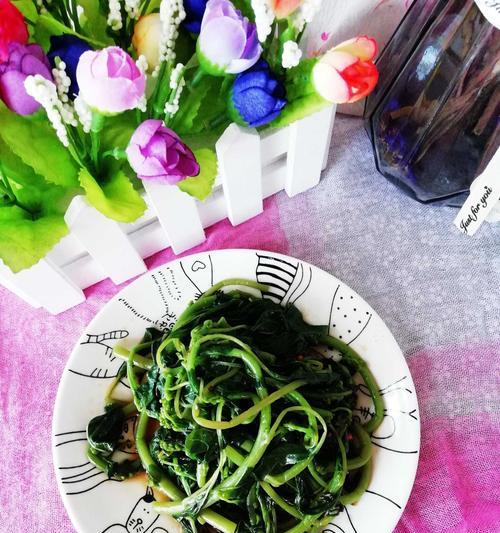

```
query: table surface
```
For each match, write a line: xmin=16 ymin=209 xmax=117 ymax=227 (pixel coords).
xmin=1 ymin=116 xmax=499 ymax=533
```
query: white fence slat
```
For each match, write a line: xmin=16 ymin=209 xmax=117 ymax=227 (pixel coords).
xmin=143 ymin=181 xmax=205 ymax=255
xmin=65 ymin=196 xmax=147 ymax=285
xmin=285 ymin=105 xmax=336 ymax=197
xmin=2 ymin=109 xmax=338 ymax=314
xmin=322 ymin=105 xmax=336 ymax=170
xmin=216 ymin=124 xmax=263 ymax=226
xmin=0 ymin=258 xmax=84 ymax=314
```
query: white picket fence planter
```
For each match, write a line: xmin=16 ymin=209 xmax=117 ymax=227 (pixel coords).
xmin=0 ymin=105 xmax=336 ymax=314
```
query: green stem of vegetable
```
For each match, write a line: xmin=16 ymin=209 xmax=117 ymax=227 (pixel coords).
xmin=282 ymin=514 xmax=319 ymax=533
xmin=115 ymin=345 xmax=154 ymax=370
xmin=260 ymin=482 xmax=303 ymax=520
xmin=195 ymin=510 xmax=237 ymax=533
xmin=307 ymin=462 xmax=328 ymax=489
xmin=339 ymin=459 xmax=373 ymax=506
xmin=326 ymin=434 xmax=347 ymax=495
xmin=322 ymin=335 xmax=384 ymax=433
xmin=346 ymin=423 xmax=373 ymax=470
xmin=193 ymin=379 xmax=306 ymax=430
xmin=265 ymin=406 xmax=327 ymax=487
xmin=202 ymin=278 xmax=268 ymax=298
xmin=136 ymin=411 xmax=184 ymax=497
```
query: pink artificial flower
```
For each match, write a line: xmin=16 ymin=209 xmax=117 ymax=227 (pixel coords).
xmin=76 ymin=46 xmax=146 ymax=114
xmin=270 ymin=0 xmax=303 ymax=19
xmin=126 ymin=119 xmax=200 ymax=184
xmin=313 ymin=36 xmax=379 ymax=104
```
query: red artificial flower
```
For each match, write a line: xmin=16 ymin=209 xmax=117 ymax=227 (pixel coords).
xmin=0 ymin=0 xmax=28 ymax=63
xmin=271 ymin=0 xmax=303 ymax=19
xmin=313 ymin=36 xmax=379 ymax=104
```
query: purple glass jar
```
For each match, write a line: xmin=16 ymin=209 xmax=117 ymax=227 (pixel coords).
xmin=365 ymin=0 xmax=500 ymax=206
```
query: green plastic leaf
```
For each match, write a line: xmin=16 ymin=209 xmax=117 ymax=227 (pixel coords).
xmin=34 ymin=14 xmax=107 ymax=50
xmin=177 ymin=149 xmax=217 ymax=201
xmin=0 ymin=136 xmax=49 ymax=191
xmin=267 ymin=93 xmax=329 ymax=130
xmin=12 ymin=1 xmax=38 ymax=23
xmin=100 ymin=112 xmax=137 ymax=153
xmin=79 ymin=167 xmax=147 ymax=223
xmin=285 ymin=58 xmax=318 ymax=101
xmin=78 ymin=0 xmax=113 ymax=46
xmin=0 ymin=106 xmax=80 ymax=188
xmin=0 ymin=206 xmax=69 ymax=273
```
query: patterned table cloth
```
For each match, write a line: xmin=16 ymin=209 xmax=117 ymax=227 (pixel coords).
xmin=1 ymin=116 xmax=499 ymax=532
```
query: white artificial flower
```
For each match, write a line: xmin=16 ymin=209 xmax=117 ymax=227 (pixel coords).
xmin=24 ymin=75 xmax=76 ymax=147
xmin=293 ymin=0 xmax=322 ymax=31
xmin=124 ymin=0 xmax=140 ymax=19
xmin=107 ymin=0 xmax=123 ymax=31
xmin=74 ymin=95 xmax=93 ymax=133
xmin=282 ymin=40 xmax=303 ymax=69
xmin=156 ymin=0 xmax=186 ymax=75
xmin=165 ymin=63 xmax=185 ymax=118
xmin=251 ymin=0 xmax=275 ymax=42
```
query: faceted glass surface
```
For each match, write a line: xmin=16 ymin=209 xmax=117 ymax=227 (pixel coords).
xmin=365 ymin=0 xmax=500 ymax=206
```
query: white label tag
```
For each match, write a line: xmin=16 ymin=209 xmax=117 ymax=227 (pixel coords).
xmin=454 ymin=148 xmax=500 ymax=236
xmin=475 ymin=0 xmax=500 ymax=29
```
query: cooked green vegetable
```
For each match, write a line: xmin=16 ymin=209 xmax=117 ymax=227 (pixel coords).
xmin=86 ymin=279 xmax=383 ymax=533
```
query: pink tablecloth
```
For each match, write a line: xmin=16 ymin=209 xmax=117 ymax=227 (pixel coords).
xmin=1 ymin=117 xmax=499 ymax=532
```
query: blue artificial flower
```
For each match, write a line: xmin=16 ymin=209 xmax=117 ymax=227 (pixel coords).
xmin=229 ymin=60 xmax=287 ymax=128
xmin=47 ymin=35 xmax=92 ymax=98
xmin=183 ymin=0 xmax=208 ymax=34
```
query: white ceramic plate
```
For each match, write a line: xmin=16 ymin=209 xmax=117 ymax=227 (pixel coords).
xmin=53 ymin=249 xmax=420 ymax=533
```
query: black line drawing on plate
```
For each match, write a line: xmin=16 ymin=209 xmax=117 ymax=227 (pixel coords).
xmin=55 ymin=415 xmax=139 ymax=495
xmin=328 ymin=286 xmax=372 ymax=345
xmin=101 ymin=487 xmax=170 ymax=533
xmin=119 ymin=268 xmax=181 ymax=331
xmin=365 ymin=489 xmax=402 ymax=509
xmin=55 ymin=429 xmax=115 ymax=496
xmin=117 ymin=415 xmax=138 ymax=455
xmin=355 ymin=376 xmax=419 ymax=455
xmin=344 ymin=508 xmax=358 ymax=533
xmin=69 ymin=330 xmax=129 ymax=380
xmin=180 ymin=255 xmax=214 ymax=298
xmin=322 ymin=526 xmax=348 ymax=533
xmin=256 ymin=253 xmax=312 ymax=306
xmin=54 ymin=429 xmax=87 ymax=448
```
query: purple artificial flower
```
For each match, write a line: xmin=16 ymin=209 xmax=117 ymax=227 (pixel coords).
xmin=126 ymin=119 xmax=200 ymax=184
xmin=76 ymin=46 xmax=146 ymax=114
xmin=197 ymin=0 xmax=262 ymax=76
xmin=0 ymin=43 xmax=52 ymax=115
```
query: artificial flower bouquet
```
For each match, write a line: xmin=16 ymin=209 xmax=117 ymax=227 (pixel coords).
xmin=0 ymin=0 xmax=379 ymax=274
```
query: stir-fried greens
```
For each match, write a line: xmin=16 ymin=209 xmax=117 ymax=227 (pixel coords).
xmin=86 ymin=279 xmax=384 ymax=533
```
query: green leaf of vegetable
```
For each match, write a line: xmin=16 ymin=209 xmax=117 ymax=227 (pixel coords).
xmin=0 ymin=106 xmax=80 ymax=188
xmin=79 ymin=167 xmax=147 ymax=223
xmin=177 ymin=148 xmax=217 ymax=201
xmin=0 ymin=206 xmax=69 ymax=273
xmin=87 ymin=405 xmax=126 ymax=454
